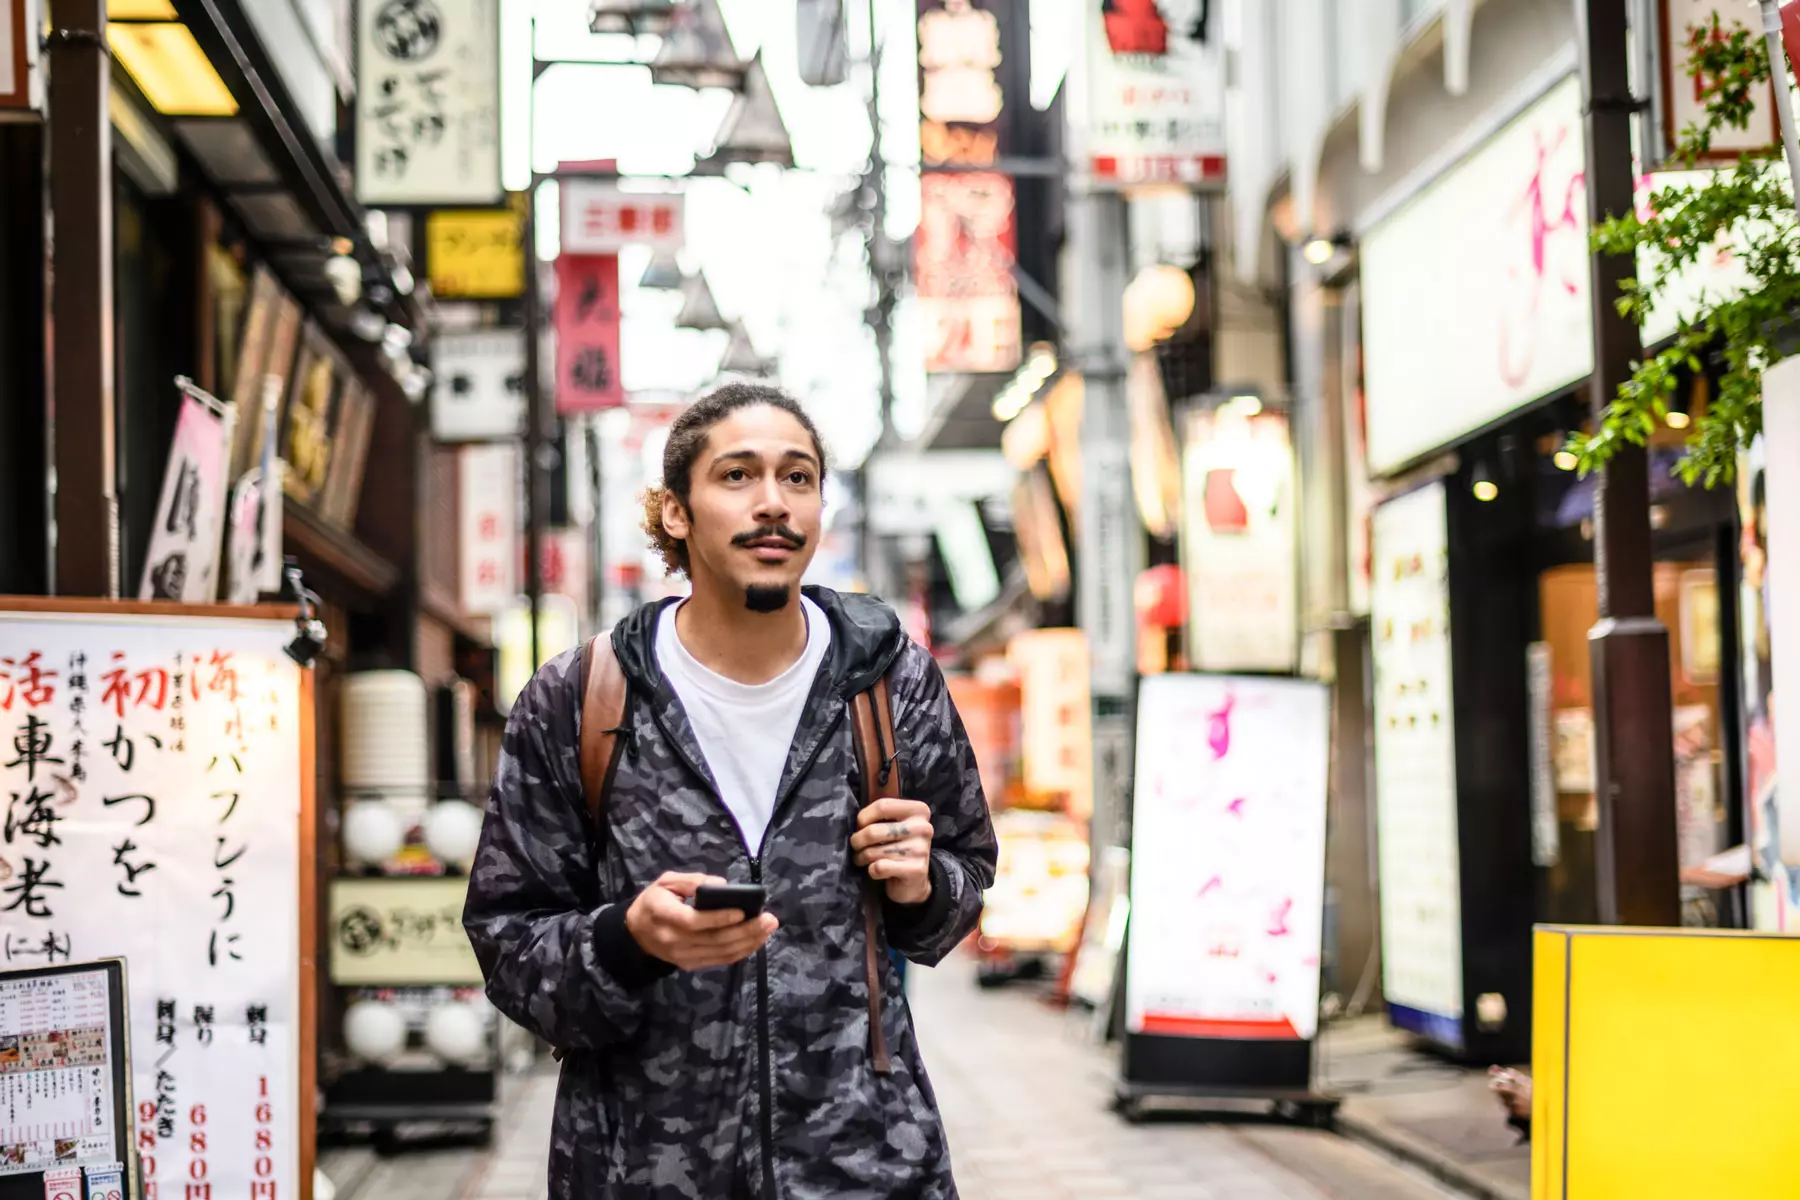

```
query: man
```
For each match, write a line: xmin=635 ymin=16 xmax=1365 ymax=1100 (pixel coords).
xmin=465 ymin=382 xmax=998 ymax=1199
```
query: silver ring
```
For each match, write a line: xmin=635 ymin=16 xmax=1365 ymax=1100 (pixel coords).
xmin=889 ymin=821 xmax=907 ymax=843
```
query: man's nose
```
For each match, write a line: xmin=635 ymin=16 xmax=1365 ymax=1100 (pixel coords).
xmin=753 ymin=476 xmax=790 ymax=521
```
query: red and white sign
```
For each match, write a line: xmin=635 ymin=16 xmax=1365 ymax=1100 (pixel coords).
xmin=1 ymin=0 xmax=40 ymax=112
xmin=1658 ymin=0 xmax=1783 ymax=164
xmin=1082 ymin=0 xmax=1226 ymax=188
xmin=915 ymin=171 xmax=1021 ymax=374
xmin=554 ymin=254 xmax=626 ymax=414
xmin=459 ymin=443 xmax=517 ymax=615
xmin=560 ymin=183 xmax=684 ymax=254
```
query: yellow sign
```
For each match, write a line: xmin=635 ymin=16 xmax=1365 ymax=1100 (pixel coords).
xmin=1533 ymin=925 xmax=1800 ymax=1197
xmin=427 ymin=198 xmax=525 ymax=299
xmin=329 ymin=877 xmax=483 ymax=986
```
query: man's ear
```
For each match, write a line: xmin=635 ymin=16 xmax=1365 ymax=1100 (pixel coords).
xmin=661 ymin=489 xmax=691 ymax=541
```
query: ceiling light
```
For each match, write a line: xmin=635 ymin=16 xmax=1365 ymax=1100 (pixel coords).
xmin=1554 ymin=448 xmax=1579 ymax=471
xmin=1303 ymin=237 xmax=1335 ymax=266
xmin=1228 ymin=393 xmax=1262 ymax=417
xmin=108 ymin=22 xmax=238 ymax=117
xmin=1471 ymin=460 xmax=1498 ymax=502
xmin=1666 ymin=409 xmax=1691 ymax=430
xmin=107 ymin=0 xmax=178 ymax=17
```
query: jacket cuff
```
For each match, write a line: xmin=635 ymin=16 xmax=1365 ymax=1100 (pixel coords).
xmin=884 ymin=857 xmax=954 ymax=937
xmin=592 ymin=895 xmax=677 ymax=991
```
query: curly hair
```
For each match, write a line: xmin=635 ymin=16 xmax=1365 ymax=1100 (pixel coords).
xmin=641 ymin=382 xmax=828 ymax=576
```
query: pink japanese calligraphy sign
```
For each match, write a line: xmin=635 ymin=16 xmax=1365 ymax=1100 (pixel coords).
xmin=554 ymin=254 xmax=625 ymax=414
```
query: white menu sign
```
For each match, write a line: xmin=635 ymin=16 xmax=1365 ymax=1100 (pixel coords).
xmin=458 ymin=444 xmax=518 ymax=615
xmin=1126 ymin=673 xmax=1330 ymax=1042
xmin=0 ymin=968 xmax=120 ymax=1177
xmin=1369 ymin=482 xmax=1466 ymax=1045
xmin=355 ymin=0 xmax=501 ymax=206
xmin=0 ymin=610 xmax=305 ymax=1200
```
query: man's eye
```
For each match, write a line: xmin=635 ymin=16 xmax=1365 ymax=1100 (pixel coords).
xmin=787 ymin=472 xmax=811 ymax=485
xmin=724 ymin=469 xmax=748 ymax=482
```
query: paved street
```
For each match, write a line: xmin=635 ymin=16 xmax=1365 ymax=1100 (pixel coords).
xmin=323 ymin=954 xmax=1466 ymax=1200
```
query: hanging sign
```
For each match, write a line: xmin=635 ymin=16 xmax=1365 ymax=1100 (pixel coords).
xmin=224 ymin=378 xmax=286 ymax=606
xmin=355 ymin=0 xmax=502 ymax=206
xmin=431 ymin=328 xmax=525 ymax=442
xmin=1082 ymin=0 xmax=1226 ymax=187
xmin=1126 ymin=673 xmax=1330 ymax=1041
xmin=916 ymin=172 xmax=1022 ymax=373
xmin=0 ymin=605 xmax=312 ymax=1200
xmin=328 ymin=878 xmax=482 ymax=987
xmin=1181 ymin=407 xmax=1298 ymax=674
xmin=916 ymin=0 xmax=1006 ymax=168
xmin=0 ymin=0 xmax=41 ymax=114
xmin=458 ymin=444 xmax=517 ymax=615
xmin=139 ymin=383 xmax=237 ymax=605
xmin=1658 ymin=0 xmax=1783 ymax=164
xmin=425 ymin=203 xmax=525 ymax=299
xmin=559 ymin=185 xmax=685 ymax=255
xmin=554 ymin=255 xmax=626 ymax=414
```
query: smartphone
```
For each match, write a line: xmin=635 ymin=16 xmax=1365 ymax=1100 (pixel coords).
xmin=693 ymin=884 xmax=766 ymax=918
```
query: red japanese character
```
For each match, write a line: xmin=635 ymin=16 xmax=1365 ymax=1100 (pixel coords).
xmin=652 ymin=207 xmax=674 ymax=235
xmin=8 ymin=652 xmax=57 ymax=709
xmin=205 ymin=651 xmax=240 ymax=703
xmin=134 ymin=666 xmax=171 ymax=712
xmin=477 ymin=560 xmax=500 ymax=587
xmin=478 ymin=514 xmax=500 ymax=540
xmin=101 ymin=653 xmax=131 ymax=719
xmin=618 ymin=206 xmax=641 ymax=233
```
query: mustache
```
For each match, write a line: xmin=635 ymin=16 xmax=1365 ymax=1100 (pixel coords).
xmin=731 ymin=524 xmax=808 ymax=550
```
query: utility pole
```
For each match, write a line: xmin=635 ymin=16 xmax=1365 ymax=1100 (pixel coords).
xmin=859 ymin=0 xmax=899 ymax=598
xmin=1576 ymin=0 xmax=1679 ymax=926
xmin=522 ymin=32 xmax=547 ymax=672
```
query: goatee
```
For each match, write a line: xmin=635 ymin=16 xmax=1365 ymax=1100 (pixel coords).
xmin=744 ymin=584 xmax=792 ymax=613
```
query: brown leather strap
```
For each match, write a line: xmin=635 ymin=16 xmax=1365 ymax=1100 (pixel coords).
xmin=579 ymin=634 xmax=629 ymax=833
xmin=851 ymin=679 xmax=900 ymax=1076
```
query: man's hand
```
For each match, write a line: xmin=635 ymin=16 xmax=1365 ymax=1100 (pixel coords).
xmin=852 ymin=798 xmax=934 ymax=906
xmin=624 ymin=872 xmax=777 ymax=970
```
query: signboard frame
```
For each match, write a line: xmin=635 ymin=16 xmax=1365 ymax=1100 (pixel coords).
xmin=0 ymin=598 xmax=317 ymax=1200
xmin=0 ymin=0 xmax=41 ymax=117
xmin=0 ymin=958 xmax=132 ymax=1200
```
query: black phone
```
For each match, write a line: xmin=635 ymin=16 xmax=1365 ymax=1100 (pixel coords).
xmin=693 ymin=883 xmax=766 ymax=918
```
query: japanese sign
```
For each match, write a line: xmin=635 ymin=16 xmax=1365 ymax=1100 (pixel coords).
xmin=1126 ymin=674 xmax=1330 ymax=1041
xmin=1 ymin=0 xmax=40 ymax=113
xmin=915 ymin=172 xmax=1021 ymax=374
xmin=559 ymin=184 xmax=685 ymax=255
xmin=1081 ymin=0 xmax=1226 ymax=187
xmin=328 ymin=879 xmax=481 ymax=987
xmin=553 ymin=255 xmax=625 ymax=414
xmin=0 ymin=963 xmax=128 ymax=1186
xmin=138 ymin=386 xmax=237 ymax=606
xmin=917 ymin=0 xmax=1008 ymax=169
xmin=425 ymin=203 xmax=525 ymax=299
xmin=1657 ymin=0 xmax=1782 ymax=165
xmin=355 ymin=0 xmax=501 ymax=206
xmin=0 ymin=609 xmax=308 ymax=1200
xmin=431 ymin=329 xmax=525 ymax=442
xmin=458 ymin=444 xmax=518 ymax=614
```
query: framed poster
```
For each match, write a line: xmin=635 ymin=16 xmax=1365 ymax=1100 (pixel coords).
xmin=1125 ymin=673 xmax=1330 ymax=1043
xmin=282 ymin=328 xmax=342 ymax=510
xmin=0 ymin=601 xmax=317 ymax=1200
xmin=328 ymin=878 xmax=482 ymax=987
xmin=0 ymin=959 xmax=132 ymax=1200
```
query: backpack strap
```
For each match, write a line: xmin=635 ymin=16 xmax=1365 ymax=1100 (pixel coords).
xmin=850 ymin=677 xmax=900 ymax=1076
xmin=578 ymin=633 xmax=629 ymax=834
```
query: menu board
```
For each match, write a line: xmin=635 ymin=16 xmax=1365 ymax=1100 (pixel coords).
xmin=0 ymin=607 xmax=309 ymax=1200
xmin=1125 ymin=674 xmax=1330 ymax=1041
xmin=0 ymin=966 xmax=122 ymax=1180
xmin=1369 ymin=482 xmax=1466 ymax=1045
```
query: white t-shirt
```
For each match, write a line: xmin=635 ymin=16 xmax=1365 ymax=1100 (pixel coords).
xmin=655 ymin=596 xmax=833 ymax=855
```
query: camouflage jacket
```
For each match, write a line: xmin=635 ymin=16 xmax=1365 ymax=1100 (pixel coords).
xmin=464 ymin=588 xmax=998 ymax=1199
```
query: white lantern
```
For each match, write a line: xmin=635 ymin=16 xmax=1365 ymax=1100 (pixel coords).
xmin=424 ymin=801 xmax=485 ymax=871
xmin=343 ymin=1000 xmax=407 ymax=1065
xmin=424 ymin=1001 xmax=489 ymax=1067
xmin=342 ymin=800 xmax=405 ymax=867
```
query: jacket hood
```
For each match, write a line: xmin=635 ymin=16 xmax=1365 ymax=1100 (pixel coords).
xmin=611 ymin=585 xmax=907 ymax=698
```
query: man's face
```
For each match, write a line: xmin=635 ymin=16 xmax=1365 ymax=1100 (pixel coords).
xmin=663 ymin=406 xmax=824 ymax=610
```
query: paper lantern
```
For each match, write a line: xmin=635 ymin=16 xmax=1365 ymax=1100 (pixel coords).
xmin=342 ymin=800 xmax=405 ymax=867
xmin=425 ymin=1001 xmax=488 ymax=1067
xmin=343 ymin=1000 xmax=406 ymax=1065
xmin=424 ymin=801 xmax=484 ymax=871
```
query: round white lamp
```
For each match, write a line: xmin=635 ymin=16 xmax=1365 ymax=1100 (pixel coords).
xmin=424 ymin=1001 xmax=488 ymax=1067
xmin=343 ymin=1000 xmax=406 ymax=1065
xmin=342 ymin=800 xmax=405 ymax=868
xmin=424 ymin=801 xmax=484 ymax=872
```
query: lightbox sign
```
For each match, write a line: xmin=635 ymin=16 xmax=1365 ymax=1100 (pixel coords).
xmin=916 ymin=0 xmax=1020 ymax=374
xmin=1081 ymin=0 xmax=1225 ymax=187
xmin=1361 ymin=73 xmax=1754 ymax=475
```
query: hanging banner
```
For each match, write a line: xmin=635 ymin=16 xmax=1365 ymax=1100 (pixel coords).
xmin=139 ymin=384 xmax=237 ymax=605
xmin=1126 ymin=673 xmax=1330 ymax=1041
xmin=458 ymin=444 xmax=518 ymax=615
xmin=554 ymin=255 xmax=626 ymax=414
xmin=1180 ymin=407 xmax=1299 ymax=674
xmin=431 ymin=328 xmax=525 ymax=442
xmin=425 ymin=202 xmax=525 ymax=299
xmin=0 ymin=605 xmax=311 ymax=1200
xmin=1081 ymin=0 xmax=1226 ymax=187
xmin=916 ymin=0 xmax=1006 ymax=168
xmin=559 ymin=185 xmax=685 ymax=255
xmin=1369 ymin=481 xmax=1466 ymax=1047
xmin=916 ymin=172 xmax=1022 ymax=373
xmin=355 ymin=0 xmax=501 ymax=206
xmin=1006 ymin=629 xmax=1092 ymax=812
xmin=1658 ymin=0 xmax=1782 ymax=164
xmin=0 ymin=0 xmax=41 ymax=113
xmin=224 ymin=377 xmax=286 ymax=606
